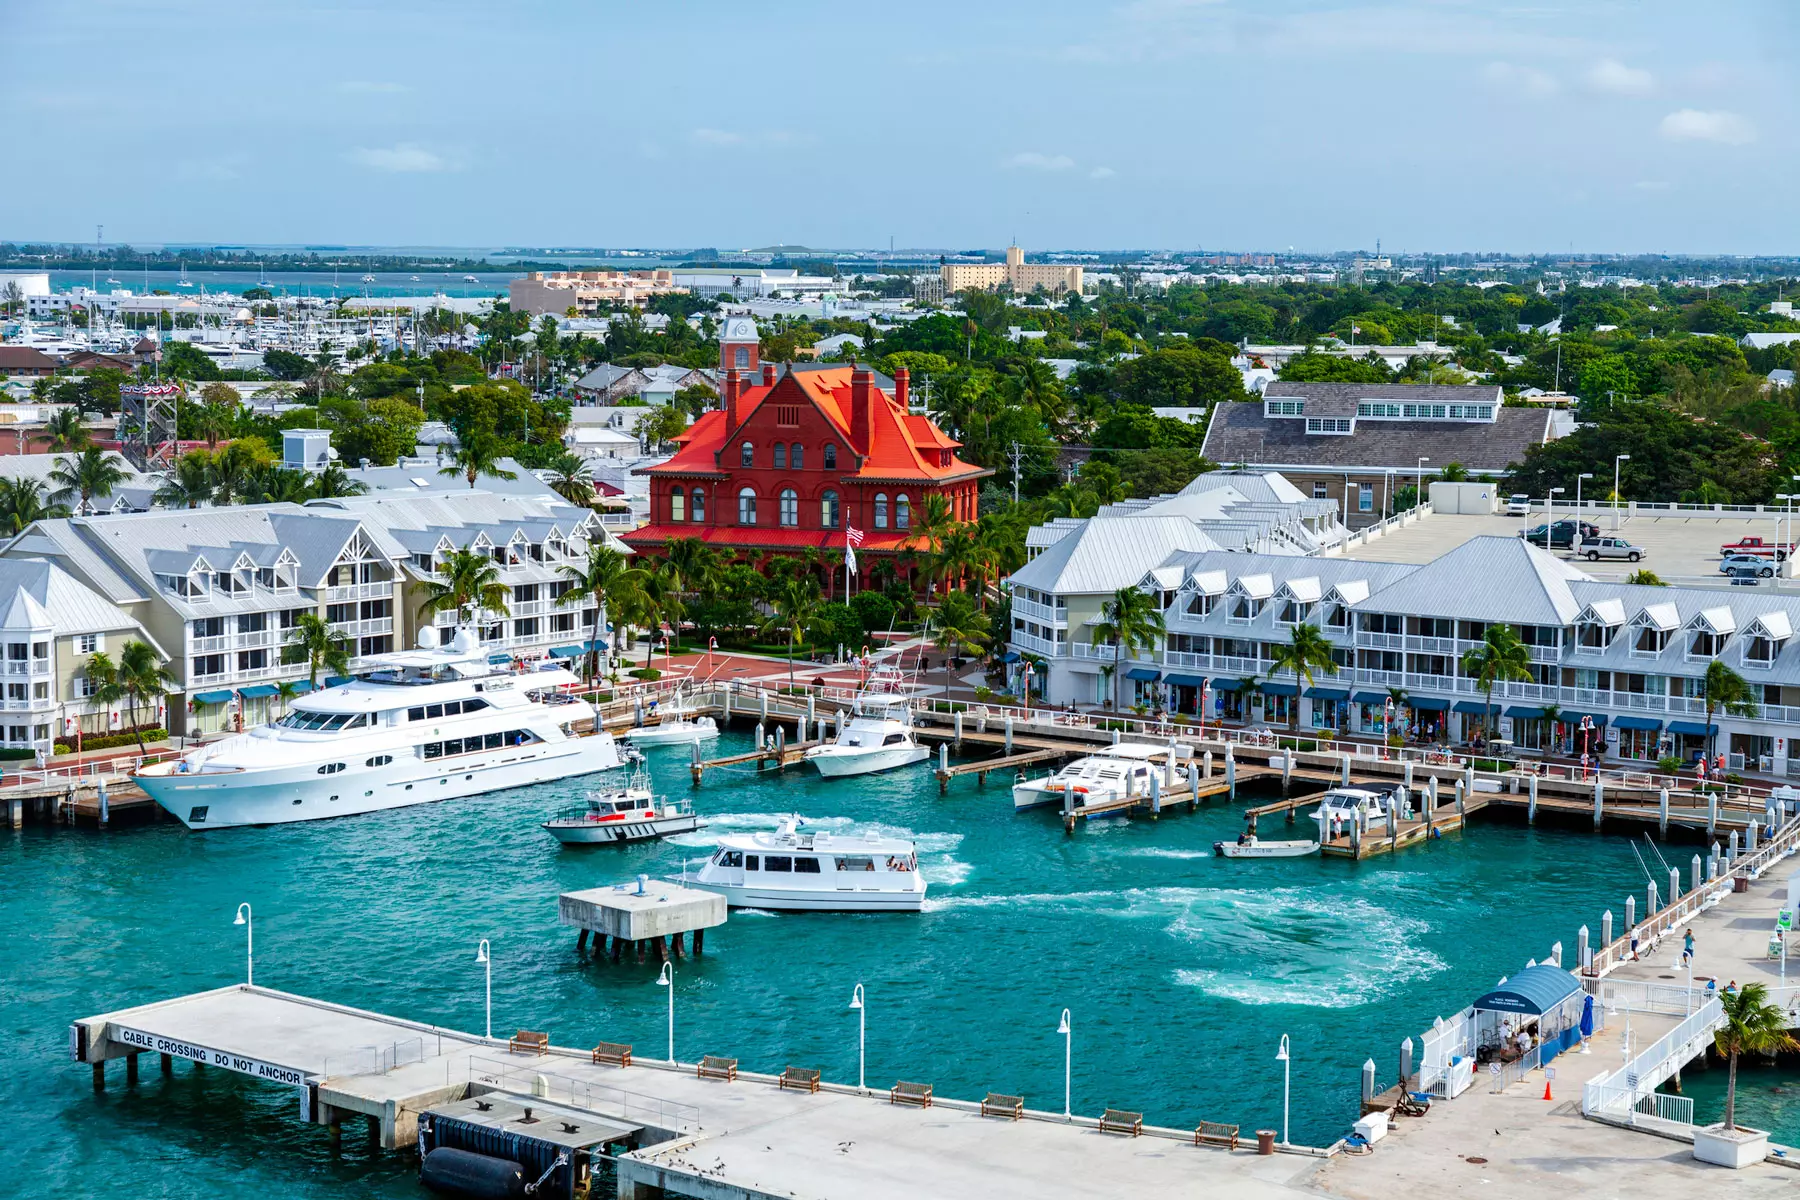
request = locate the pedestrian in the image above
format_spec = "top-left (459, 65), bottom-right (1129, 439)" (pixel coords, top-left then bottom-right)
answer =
top-left (1724, 979), bottom-right (1739, 998)
top-left (1580, 752), bottom-right (1590, 779)
top-left (1682, 928), bottom-right (1694, 964)
top-left (1629, 927), bottom-right (1641, 961)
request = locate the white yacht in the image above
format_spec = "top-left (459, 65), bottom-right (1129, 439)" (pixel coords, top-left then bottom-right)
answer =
top-left (676, 816), bottom-right (925, 912)
top-left (135, 629), bottom-right (624, 830)
top-left (803, 693), bottom-right (929, 777)
top-left (1011, 742), bottom-right (1179, 812)
top-left (623, 700), bottom-right (719, 748)
top-left (542, 770), bottom-right (701, 845)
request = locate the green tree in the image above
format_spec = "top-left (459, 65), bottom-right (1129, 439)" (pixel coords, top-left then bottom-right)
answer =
top-left (310, 462), bottom-right (367, 499)
top-left (418, 548), bottom-right (511, 626)
top-left (42, 406), bottom-right (89, 452)
top-left (1701, 659), bottom-right (1760, 760)
top-left (1459, 624), bottom-right (1532, 745)
top-left (556, 544), bottom-right (641, 684)
top-left (285, 613), bottom-right (350, 688)
top-left (637, 404), bottom-right (692, 452)
top-left (1277, 351), bottom-right (1392, 383)
top-left (1110, 344), bottom-right (1246, 408)
top-left (1713, 982), bottom-right (1798, 1133)
top-left (48, 447), bottom-right (131, 513)
top-left (848, 590), bottom-right (896, 642)
top-left (543, 451), bottom-right (594, 505)
top-left (1624, 569), bottom-right (1666, 586)
top-left (1089, 586), bottom-right (1166, 712)
top-left (439, 439), bottom-right (518, 490)
top-left (763, 575), bottom-right (824, 688)
top-left (117, 640), bottom-right (176, 751)
top-left (153, 451), bottom-right (216, 509)
top-left (927, 591), bottom-right (989, 662)
top-left (1265, 623), bottom-right (1339, 733)
top-left (0, 477), bottom-right (70, 533)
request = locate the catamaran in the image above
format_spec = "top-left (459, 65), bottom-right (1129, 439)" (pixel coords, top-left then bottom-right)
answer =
top-left (134, 628), bottom-right (624, 829)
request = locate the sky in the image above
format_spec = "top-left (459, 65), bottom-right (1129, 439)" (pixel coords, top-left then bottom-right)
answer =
top-left (2, 0), bottom-right (1796, 254)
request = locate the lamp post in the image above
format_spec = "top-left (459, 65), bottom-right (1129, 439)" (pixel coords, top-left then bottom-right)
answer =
top-left (1613, 454), bottom-right (1631, 531)
top-left (233, 903), bottom-right (253, 986)
top-left (1057, 1009), bottom-right (1072, 1120)
top-left (848, 984), bottom-right (866, 1092)
top-left (1276, 1034), bottom-right (1291, 1146)
top-left (656, 961), bottom-right (674, 1064)
top-left (1547, 488), bottom-right (1564, 551)
top-left (1575, 472), bottom-right (1594, 531)
top-left (475, 939), bottom-right (491, 1039)
top-left (1415, 457), bottom-right (1429, 510)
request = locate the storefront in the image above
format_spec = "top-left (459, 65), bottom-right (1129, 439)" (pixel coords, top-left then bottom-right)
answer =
top-left (1563, 713), bottom-right (1609, 760)
top-left (1353, 690), bottom-right (1395, 737)
top-left (1307, 686), bottom-right (1349, 733)
top-left (1666, 720), bottom-right (1717, 762)
top-left (1613, 715), bottom-right (1663, 762)
top-left (190, 689), bottom-right (235, 735)
top-left (1261, 682), bottom-right (1298, 727)
top-left (1505, 705), bottom-right (1548, 751)
top-left (1165, 673), bottom-right (1205, 718)
top-left (1409, 696), bottom-right (1449, 741)
top-left (1126, 667), bottom-right (1161, 709)
top-left (1453, 699), bottom-right (1493, 744)
top-left (1212, 678), bottom-right (1248, 723)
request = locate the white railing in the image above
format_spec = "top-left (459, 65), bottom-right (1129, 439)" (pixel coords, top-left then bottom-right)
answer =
top-left (319, 1037), bottom-right (427, 1079)
top-left (467, 1055), bottom-right (700, 1131)
top-left (1582, 998), bottom-right (1723, 1119)
top-left (1012, 596), bottom-right (1064, 624)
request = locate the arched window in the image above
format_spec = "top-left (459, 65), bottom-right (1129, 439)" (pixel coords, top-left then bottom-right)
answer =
top-left (823, 443), bottom-right (837, 470)
top-left (773, 443), bottom-right (787, 470)
top-left (740, 442), bottom-right (754, 468)
top-left (691, 487), bottom-right (706, 522)
top-left (821, 490), bottom-right (840, 529)
top-left (790, 443), bottom-right (804, 470)
top-left (896, 494), bottom-right (911, 530)
top-left (738, 487), bottom-right (757, 526)
top-left (874, 493), bottom-right (889, 529)
top-left (779, 488), bottom-right (799, 527)
top-left (670, 486), bottom-right (686, 523)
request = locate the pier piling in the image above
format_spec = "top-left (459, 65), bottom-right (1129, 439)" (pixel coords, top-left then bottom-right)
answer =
top-left (1281, 752), bottom-right (1292, 796)
top-left (1225, 747), bottom-right (1237, 800)
top-left (953, 712), bottom-right (963, 749)
top-left (1659, 787), bottom-right (1669, 837)
top-left (1202, 750), bottom-right (1213, 781)
top-left (1578, 926), bottom-right (1590, 973)
top-left (1593, 777), bottom-right (1604, 829)
top-left (160, 1052), bottom-right (171, 1075)
top-left (1004, 715), bottom-right (1014, 755)
top-left (1692, 854), bottom-right (1702, 892)
top-left (1602, 910), bottom-right (1613, 948)
top-left (126, 1052), bottom-right (138, 1084)
top-left (1625, 895), bottom-right (1636, 930)
top-left (1340, 753), bottom-right (1351, 787)
top-left (1668, 869), bottom-right (1680, 911)
top-left (1707, 793), bottom-right (1718, 837)
top-left (1528, 774), bottom-right (1538, 824)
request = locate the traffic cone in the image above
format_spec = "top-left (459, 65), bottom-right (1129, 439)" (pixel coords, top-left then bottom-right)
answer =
top-left (1542, 1078), bottom-right (1553, 1101)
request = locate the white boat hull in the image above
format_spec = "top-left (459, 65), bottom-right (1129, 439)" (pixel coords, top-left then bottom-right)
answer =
top-left (1012, 781), bottom-right (1128, 812)
top-left (805, 744), bottom-right (930, 777)
top-left (137, 735), bottom-right (624, 830)
top-left (673, 875), bottom-right (924, 912)
top-left (1212, 839), bottom-right (1319, 858)
top-left (624, 719), bottom-right (719, 747)
top-left (545, 813), bottom-right (703, 844)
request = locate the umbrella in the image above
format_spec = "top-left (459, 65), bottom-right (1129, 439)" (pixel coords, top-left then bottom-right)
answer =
top-left (1579, 993), bottom-right (1595, 1039)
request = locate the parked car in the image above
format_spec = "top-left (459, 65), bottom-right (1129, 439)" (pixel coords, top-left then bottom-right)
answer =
top-left (1580, 536), bottom-right (1644, 562)
top-left (1720, 554), bottom-right (1777, 578)
top-left (1505, 493), bottom-right (1532, 517)
top-left (1517, 519), bottom-right (1602, 549)
top-left (1728, 569), bottom-right (1764, 587)
top-left (1719, 536), bottom-right (1796, 561)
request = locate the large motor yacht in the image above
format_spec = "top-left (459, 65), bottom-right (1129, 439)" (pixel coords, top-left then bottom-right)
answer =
top-left (803, 692), bottom-right (929, 778)
top-left (134, 628), bottom-right (624, 829)
top-left (676, 816), bottom-right (926, 912)
top-left (1011, 741), bottom-right (1180, 812)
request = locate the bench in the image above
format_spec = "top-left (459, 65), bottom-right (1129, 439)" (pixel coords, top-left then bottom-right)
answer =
top-left (1194, 1121), bottom-right (1240, 1149)
top-left (1099, 1109), bottom-right (1143, 1137)
top-left (591, 1041), bottom-right (632, 1068)
top-left (890, 1081), bottom-right (933, 1108)
top-left (508, 1030), bottom-right (549, 1056)
top-left (778, 1067), bottom-right (821, 1094)
top-left (697, 1055), bottom-right (738, 1082)
top-left (981, 1092), bottom-right (1024, 1120)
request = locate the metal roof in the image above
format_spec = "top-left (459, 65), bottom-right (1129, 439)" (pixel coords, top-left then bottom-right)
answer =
top-left (1471, 964), bottom-right (1581, 1016)
top-left (1357, 536), bottom-right (1587, 626)
top-left (1010, 517), bottom-right (1223, 595)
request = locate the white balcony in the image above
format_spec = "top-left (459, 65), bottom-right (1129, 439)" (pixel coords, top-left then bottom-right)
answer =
top-left (1357, 668), bottom-right (1405, 688)
top-left (1012, 596), bottom-right (1065, 625)
top-left (1407, 635), bottom-right (1457, 655)
top-left (1358, 631), bottom-right (1405, 650)
top-left (323, 582), bottom-right (394, 603)
top-left (191, 635), bottom-right (230, 654)
top-left (3, 659), bottom-right (51, 676)
top-left (1162, 650), bottom-right (1207, 669)
top-left (331, 618), bottom-right (395, 640)
top-left (1010, 631), bottom-right (1061, 658)
top-left (511, 598), bottom-right (551, 617)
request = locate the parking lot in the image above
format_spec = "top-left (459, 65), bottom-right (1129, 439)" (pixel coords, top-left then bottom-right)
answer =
top-left (1339, 506), bottom-right (1800, 590)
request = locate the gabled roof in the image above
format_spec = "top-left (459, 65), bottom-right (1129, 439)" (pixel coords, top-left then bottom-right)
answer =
top-left (1009, 517), bottom-right (1222, 595)
top-left (1359, 536), bottom-right (1587, 626)
top-left (1634, 601), bottom-right (1680, 632)
top-left (1232, 573), bottom-right (1274, 600)
top-left (1749, 611), bottom-right (1793, 641)
top-left (1281, 576), bottom-right (1322, 604)
top-left (0, 557), bottom-right (165, 652)
top-left (1328, 579), bottom-right (1371, 606)
top-left (1579, 598), bottom-right (1626, 626)
top-left (1690, 606), bottom-right (1736, 635)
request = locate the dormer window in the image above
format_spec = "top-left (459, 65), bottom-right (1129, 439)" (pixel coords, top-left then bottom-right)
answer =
top-left (1326, 604), bottom-right (1349, 629)
top-left (1265, 399), bottom-right (1304, 417)
top-left (1633, 627), bottom-right (1669, 654)
top-left (1575, 620), bottom-right (1614, 650)
top-left (1230, 596), bottom-right (1263, 621)
top-left (1279, 600), bottom-right (1314, 624)
top-left (1688, 630), bottom-right (1725, 658)
top-left (1185, 593), bottom-right (1216, 617)
top-left (1745, 635), bottom-right (1781, 665)
top-left (1305, 417), bottom-right (1353, 435)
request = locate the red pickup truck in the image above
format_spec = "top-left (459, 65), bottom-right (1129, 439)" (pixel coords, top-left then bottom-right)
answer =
top-left (1720, 537), bottom-right (1797, 560)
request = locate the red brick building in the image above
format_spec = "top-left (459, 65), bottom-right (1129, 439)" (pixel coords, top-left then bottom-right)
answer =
top-left (625, 349), bottom-right (990, 574)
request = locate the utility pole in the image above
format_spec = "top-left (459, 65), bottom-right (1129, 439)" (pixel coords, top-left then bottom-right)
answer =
top-left (1008, 440), bottom-right (1024, 506)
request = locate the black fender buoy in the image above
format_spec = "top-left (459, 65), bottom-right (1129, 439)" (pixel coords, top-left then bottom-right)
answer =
top-left (421, 1146), bottom-right (526, 1199)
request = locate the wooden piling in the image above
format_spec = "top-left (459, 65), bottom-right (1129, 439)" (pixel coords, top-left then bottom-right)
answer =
top-left (126, 1052), bottom-right (139, 1084)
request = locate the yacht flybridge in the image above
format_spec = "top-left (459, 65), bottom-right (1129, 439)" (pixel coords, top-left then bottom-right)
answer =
top-left (134, 628), bottom-right (624, 829)
top-left (803, 693), bottom-right (928, 777)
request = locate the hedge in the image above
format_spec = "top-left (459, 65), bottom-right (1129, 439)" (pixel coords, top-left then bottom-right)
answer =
top-left (628, 668), bottom-right (662, 681)
top-left (53, 728), bottom-right (168, 755)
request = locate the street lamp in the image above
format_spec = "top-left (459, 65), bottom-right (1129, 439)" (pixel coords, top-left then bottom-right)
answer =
top-left (233, 903), bottom-right (253, 986)
top-left (1546, 488), bottom-right (1564, 550)
top-left (475, 939), bottom-right (491, 1040)
top-left (1275, 1034), bottom-right (1291, 1146)
top-left (1575, 472), bottom-right (1594, 521)
top-left (1415, 457), bottom-right (1429, 510)
top-left (848, 984), bottom-right (866, 1092)
top-left (1613, 454), bottom-right (1631, 531)
top-left (656, 961), bottom-right (674, 1064)
top-left (1057, 1009), bottom-right (1072, 1120)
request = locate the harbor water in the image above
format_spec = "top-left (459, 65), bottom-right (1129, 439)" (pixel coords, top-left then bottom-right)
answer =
top-left (2, 729), bottom-right (1649, 1197)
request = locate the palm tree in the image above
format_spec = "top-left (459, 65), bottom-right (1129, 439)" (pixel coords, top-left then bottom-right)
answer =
top-left (1439, 461), bottom-right (1470, 482)
top-left (1701, 659), bottom-right (1760, 761)
top-left (1386, 685), bottom-right (1410, 740)
top-left (1089, 586), bottom-right (1166, 712)
top-left (273, 680), bottom-right (301, 717)
top-left (118, 640), bottom-right (176, 751)
top-left (154, 451), bottom-right (216, 509)
top-left (208, 440), bottom-right (266, 506)
top-left (1459, 624), bottom-right (1532, 747)
top-left (1624, 569), bottom-right (1667, 586)
top-left (48, 446), bottom-right (131, 514)
top-left (931, 526), bottom-right (983, 598)
top-left (912, 492), bottom-right (954, 558)
top-left (1714, 982), bottom-right (1798, 1134)
top-left (85, 650), bottom-right (125, 738)
top-left (439, 438), bottom-right (518, 489)
top-left (763, 575), bottom-right (823, 688)
top-left (0, 477), bottom-right (70, 534)
top-left (927, 592), bottom-right (989, 663)
top-left (543, 451), bottom-right (594, 506)
top-left (1540, 702), bottom-right (1563, 753)
top-left (42, 407), bottom-right (89, 452)
top-left (1265, 623), bottom-right (1339, 734)
top-left (418, 548), bottom-right (511, 628)
top-left (556, 543), bottom-right (641, 685)
top-left (310, 463), bottom-right (367, 499)
top-left (244, 466), bottom-right (314, 504)
top-left (285, 613), bottom-right (351, 688)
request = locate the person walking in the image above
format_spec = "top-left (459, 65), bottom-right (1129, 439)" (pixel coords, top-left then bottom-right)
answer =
top-left (1682, 928), bottom-right (1695, 965)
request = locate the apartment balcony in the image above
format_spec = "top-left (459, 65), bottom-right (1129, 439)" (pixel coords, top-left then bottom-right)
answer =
top-left (191, 635), bottom-right (230, 654)
top-left (511, 598), bottom-right (551, 617)
top-left (1526, 645), bottom-right (1562, 664)
top-left (1162, 650), bottom-right (1207, 670)
top-left (1356, 668), bottom-right (1405, 688)
top-left (1358, 632), bottom-right (1405, 651)
top-left (1406, 635), bottom-right (1457, 656)
top-left (330, 618), bottom-right (395, 640)
top-left (1012, 597), bottom-right (1065, 625)
top-left (0, 697), bottom-right (55, 713)
top-left (235, 630), bottom-right (274, 649)
top-left (1212, 654), bottom-right (1264, 677)
top-left (323, 582), bottom-right (394, 603)
top-left (1010, 631), bottom-right (1062, 658)
top-left (3, 660), bottom-right (51, 676)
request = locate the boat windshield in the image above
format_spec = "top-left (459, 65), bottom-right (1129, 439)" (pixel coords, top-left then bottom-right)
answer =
top-left (274, 710), bottom-right (374, 732)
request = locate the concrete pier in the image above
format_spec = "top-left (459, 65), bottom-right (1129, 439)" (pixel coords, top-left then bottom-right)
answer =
top-left (559, 881), bottom-right (726, 963)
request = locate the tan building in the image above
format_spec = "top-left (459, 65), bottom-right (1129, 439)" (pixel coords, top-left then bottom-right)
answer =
top-left (940, 245), bottom-right (1083, 297)
top-left (508, 270), bottom-right (689, 317)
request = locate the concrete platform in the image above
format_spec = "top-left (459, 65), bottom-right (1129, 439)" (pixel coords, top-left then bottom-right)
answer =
top-left (559, 881), bottom-right (727, 943)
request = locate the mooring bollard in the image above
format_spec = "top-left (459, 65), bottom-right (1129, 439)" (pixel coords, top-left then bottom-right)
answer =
top-left (954, 711), bottom-right (963, 749)
top-left (1400, 1038), bottom-right (1414, 1088)
top-left (1625, 895), bottom-right (1636, 929)
top-left (1669, 869), bottom-right (1680, 910)
top-left (1647, 882), bottom-right (1658, 916)
top-left (1601, 910), bottom-right (1613, 952)
top-left (1578, 925), bottom-right (1591, 973)
top-left (1187, 762), bottom-right (1199, 800)
top-left (1528, 773), bottom-right (1539, 824)
top-left (1341, 753), bottom-right (1351, 787)
top-left (1748, 820), bottom-right (1760, 853)
top-left (1659, 787), bottom-right (1669, 838)
top-left (1454, 778), bottom-right (1465, 819)
top-left (1404, 760), bottom-right (1415, 790)
top-left (939, 744), bottom-right (949, 776)
top-left (1361, 1059), bottom-right (1377, 1107)
top-left (1202, 750), bottom-right (1214, 780)
top-left (1707, 792), bottom-right (1718, 837)
top-left (1691, 854), bottom-right (1703, 893)
top-left (1149, 772), bottom-right (1161, 815)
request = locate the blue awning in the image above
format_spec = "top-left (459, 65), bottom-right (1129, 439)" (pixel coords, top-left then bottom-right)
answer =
top-left (1259, 681), bottom-right (1298, 697)
top-left (289, 679), bottom-right (315, 694)
top-left (237, 684), bottom-right (278, 698)
top-left (1453, 700), bottom-right (1489, 715)
top-left (1472, 963), bottom-right (1582, 1016)
top-left (1164, 673), bottom-right (1205, 688)
top-left (324, 675), bottom-right (352, 688)
top-left (1410, 696), bottom-right (1449, 711)
top-left (1126, 667), bottom-right (1160, 682)
top-left (999, 651), bottom-right (1021, 664)
top-left (1212, 678), bottom-right (1243, 692)
top-left (192, 690), bottom-right (233, 705)
top-left (1352, 690), bottom-right (1391, 704)
top-left (1668, 720), bottom-right (1718, 737)
top-left (1613, 715), bottom-right (1663, 732)
top-left (548, 645), bottom-right (585, 658)
top-left (1306, 686), bottom-right (1349, 700)
top-left (1505, 705), bottom-right (1545, 719)
top-left (1561, 712), bottom-right (1608, 727)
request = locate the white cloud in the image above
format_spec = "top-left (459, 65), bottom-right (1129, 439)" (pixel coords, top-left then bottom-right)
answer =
top-left (1482, 61), bottom-right (1558, 99)
top-left (350, 142), bottom-right (450, 172)
top-left (1586, 58), bottom-right (1653, 95)
top-left (1002, 151), bottom-right (1075, 171)
top-left (1088, 165), bottom-right (1116, 179)
top-left (1659, 108), bottom-right (1755, 145)
top-left (691, 128), bottom-right (746, 147)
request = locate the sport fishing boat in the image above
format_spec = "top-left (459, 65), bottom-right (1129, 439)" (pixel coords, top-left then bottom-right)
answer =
top-left (674, 816), bottom-right (925, 912)
top-left (1011, 742), bottom-right (1179, 812)
top-left (622, 700), bottom-right (719, 747)
top-left (542, 770), bottom-right (702, 845)
top-left (1213, 835), bottom-right (1320, 859)
top-left (1310, 784), bottom-right (1402, 827)
top-left (803, 692), bottom-right (928, 777)
top-left (134, 628), bottom-right (624, 829)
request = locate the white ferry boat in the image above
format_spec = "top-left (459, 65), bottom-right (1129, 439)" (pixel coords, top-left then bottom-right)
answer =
top-left (675, 816), bottom-right (925, 912)
top-left (542, 771), bottom-right (701, 845)
top-left (803, 693), bottom-right (929, 777)
top-left (1011, 742), bottom-right (1179, 812)
top-left (135, 628), bottom-right (624, 829)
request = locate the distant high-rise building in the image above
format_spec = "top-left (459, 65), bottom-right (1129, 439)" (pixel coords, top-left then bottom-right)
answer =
top-left (940, 245), bottom-right (1082, 296)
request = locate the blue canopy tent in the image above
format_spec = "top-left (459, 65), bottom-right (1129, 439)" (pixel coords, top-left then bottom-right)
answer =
top-left (1470, 963), bottom-right (1588, 1066)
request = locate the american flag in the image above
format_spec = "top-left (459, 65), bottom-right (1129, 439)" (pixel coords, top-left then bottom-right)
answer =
top-left (845, 525), bottom-right (864, 575)
top-left (846, 525), bottom-right (865, 546)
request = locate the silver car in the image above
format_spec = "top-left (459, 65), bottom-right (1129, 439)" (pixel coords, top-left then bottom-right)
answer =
top-left (1580, 536), bottom-right (1644, 563)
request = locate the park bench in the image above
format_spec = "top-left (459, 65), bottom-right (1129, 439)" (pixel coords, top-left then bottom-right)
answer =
top-left (778, 1067), bottom-right (821, 1093)
top-left (980, 1092), bottom-right (1024, 1120)
top-left (1099, 1109), bottom-right (1143, 1137)
top-left (590, 1041), bottom-right (632, 1068)
top-left (697, 1055), bottom-right (738, 1082)
top-left (1194, 1121), bottom-right (1240, 1149)
top-left (890, 1080), bottom-right (933, 1108)
top-left (508, 1031), bottom-right (549, 1056)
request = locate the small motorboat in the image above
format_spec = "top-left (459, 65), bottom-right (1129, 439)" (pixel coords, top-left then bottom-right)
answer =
top-left (543, 772), bottom-right (702, 845)
top-left (1213, 836), bottom-right (1319, 859)
top-left (623, 704), bottom-right (720, 747)
top-left (804, 693), bottom-right (928, 777)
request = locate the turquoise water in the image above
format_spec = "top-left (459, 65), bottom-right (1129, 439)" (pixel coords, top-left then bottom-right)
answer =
top-left (2, 728), bottom-right (1649, 1198)
top-left (1673, 1061), bottom-right (1800, 1146)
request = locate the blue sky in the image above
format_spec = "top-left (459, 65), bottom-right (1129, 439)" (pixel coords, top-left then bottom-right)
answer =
top-left (2, 1), bottom-right (1794, 253)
